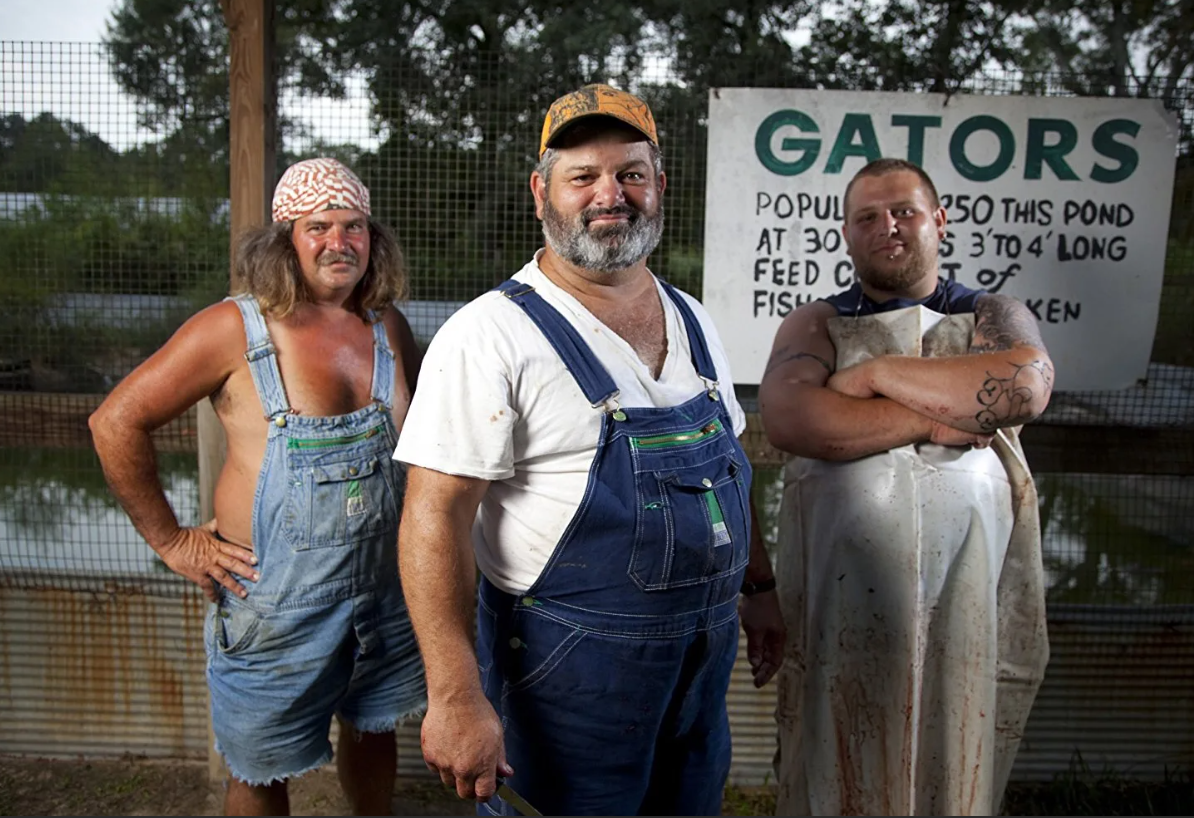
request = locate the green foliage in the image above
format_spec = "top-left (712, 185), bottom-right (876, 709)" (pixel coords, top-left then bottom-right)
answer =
top-left (0, 194), bottom-right (228, 297)
top-left (90, 0), bottom-right (1194, 298)
top-left (0, 113), bottom-right (230, 390)
top-left (1020, 0), bottom-right (1194, 150)
top-left (0, 111), bottom-right (228, 197)
top-left (721, 784), bottom-right (777, 816)
top-left (0, 113), bottom-right (121, 193)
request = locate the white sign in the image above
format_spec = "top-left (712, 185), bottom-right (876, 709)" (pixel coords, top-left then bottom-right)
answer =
top-left (701, 88), bottom-right (1179, 391)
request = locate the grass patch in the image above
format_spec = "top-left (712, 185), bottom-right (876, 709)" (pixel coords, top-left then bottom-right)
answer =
top-left (1002, 766), bottom-right (1194, 816)
top-left (722, 784), bottom-right (776, 815)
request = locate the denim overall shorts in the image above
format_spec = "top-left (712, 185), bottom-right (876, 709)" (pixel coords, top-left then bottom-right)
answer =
top-left (477, 280), bottom-right (752, 815)
top-left (204, 293), bottom-right (426, 785)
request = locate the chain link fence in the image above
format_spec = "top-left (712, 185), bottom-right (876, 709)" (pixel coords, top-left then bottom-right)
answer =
top-left (1, 40), bottom-right (1191, 780)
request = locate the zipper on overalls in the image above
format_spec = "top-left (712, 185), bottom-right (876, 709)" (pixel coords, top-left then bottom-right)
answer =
top-left (631, 418), bottom-right (724, 449)
top-left (286, 425), bottom-right (383, 449)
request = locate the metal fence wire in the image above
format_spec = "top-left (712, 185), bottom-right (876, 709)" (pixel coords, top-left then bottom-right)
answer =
top-left (0, 40), bottom-right (1191, 780)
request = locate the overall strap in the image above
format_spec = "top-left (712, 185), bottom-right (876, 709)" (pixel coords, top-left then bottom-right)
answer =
top-left (367, 311), bottom-right (396, 409)
top-left (659, 282), bottom-right (719, 384)
top-left (227, 294), bottom-right (292, 419)
top-left (494, 279), bottom-right (619, 408)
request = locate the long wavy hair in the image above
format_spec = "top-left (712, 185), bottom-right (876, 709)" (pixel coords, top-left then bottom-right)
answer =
top-left (232, 216), bottom-right (408, 321)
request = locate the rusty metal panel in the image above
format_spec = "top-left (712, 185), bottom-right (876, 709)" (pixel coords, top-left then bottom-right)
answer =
top-left (0, 579), bottom-right (209, 759)
top-left (1010, 604), bottom-right (1194, 781)
top-left (393, 625), bottom-right (780, 786)
top-left (4, 579), bottom-right (1188, 788)
top-left (355, 606), bottom-right (1194, 786)
top-left (394, 722), bottom-right (433, 781)
top-left (722, 605), bottom-right (1194, 787)
top-left (727, 626), bottom-right (780, 786)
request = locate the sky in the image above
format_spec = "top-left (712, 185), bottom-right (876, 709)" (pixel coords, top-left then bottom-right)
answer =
top-left (3, 0), bottom-right (375, 151)
top-left (8, 0), bottom-right (112, 42)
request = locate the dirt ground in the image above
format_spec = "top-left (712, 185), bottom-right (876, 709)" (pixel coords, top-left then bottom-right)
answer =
top-left (0, 754), bottom-right (781, 816)
top-left (0, 755), bottom-right (474, 817)
top-left (3, 753), bottom-right (1190, 816)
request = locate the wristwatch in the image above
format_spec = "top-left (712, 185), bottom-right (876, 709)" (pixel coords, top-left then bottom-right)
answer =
top-left (740, 576), bottom-right (777, 596)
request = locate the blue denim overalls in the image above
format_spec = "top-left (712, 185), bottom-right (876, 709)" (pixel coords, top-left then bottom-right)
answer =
top-left (478, 279), bottom-right (752, 815)
top-left (204, 293), bottom-right (426, 786)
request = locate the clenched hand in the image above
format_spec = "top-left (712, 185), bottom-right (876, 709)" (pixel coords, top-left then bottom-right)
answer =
top-left (421, 690), bottom-right (514, 801)
top-left (929, 419), bottom-right (994, 449)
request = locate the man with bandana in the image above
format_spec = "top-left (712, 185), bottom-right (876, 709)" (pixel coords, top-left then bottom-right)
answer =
top-left (395, 84), bottom-right (787, 815)
top-left (90, 158), bottom-right (426, 815)
top-left (760, 158), bottom-right (1053, 816)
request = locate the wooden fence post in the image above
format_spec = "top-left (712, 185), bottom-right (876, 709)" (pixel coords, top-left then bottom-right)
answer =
top-left (207, 0), bottom-right (275, 785)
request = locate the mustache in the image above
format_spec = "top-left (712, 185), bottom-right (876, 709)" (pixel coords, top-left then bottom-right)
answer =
top-left (582, 204), bottom-right (638, 227)
top-left (317, 250), bottom-right (359, 265)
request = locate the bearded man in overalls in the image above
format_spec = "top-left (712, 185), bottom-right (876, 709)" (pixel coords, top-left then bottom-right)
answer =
top-left (91, 158), bottom-right (427, 815)
top-left (759, 158), bottom-right (1053, 816)
top-left (396, 84), bottom-right (787, 816)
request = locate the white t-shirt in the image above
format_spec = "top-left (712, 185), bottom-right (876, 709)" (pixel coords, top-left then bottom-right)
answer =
top-left (394, 256), bottom-right (747, 593)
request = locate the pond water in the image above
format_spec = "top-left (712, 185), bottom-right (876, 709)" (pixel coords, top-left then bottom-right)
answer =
top-left (0, 446), bottom-right (197, 579)
top-left (748, 466), bottom-right (1193, 606)
top-left (1, 447), bottom-right (1190, 604)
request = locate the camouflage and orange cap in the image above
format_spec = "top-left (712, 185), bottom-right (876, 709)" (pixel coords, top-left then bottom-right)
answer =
top-left (271, 157), bottom-right (371, 223)
top-left (539, 84), bottom-right (658, 158)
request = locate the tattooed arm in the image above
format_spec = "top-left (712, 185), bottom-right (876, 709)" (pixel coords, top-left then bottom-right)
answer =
top-left (759, 300), bottom-right (972, 460)
top-left (826, 294), bottom-right (1054, 434)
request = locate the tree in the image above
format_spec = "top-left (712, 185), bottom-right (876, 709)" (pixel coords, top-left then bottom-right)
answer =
top-left (97, 0), bottom-right (1194, 295)
top-left (0, 113), bottom-right (122, 193)
top-left (104, 0), bottom-right (349, 182)
top-left (795, 0), bottom-right (1034, 93)
top-left (649, 0), bottom-right (813, 90)
top-left (1021, 0), bottom-right (1194, 100)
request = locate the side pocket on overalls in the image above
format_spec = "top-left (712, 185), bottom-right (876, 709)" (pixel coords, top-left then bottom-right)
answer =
top-left (213, 593), bottom-right (262, 656)
top-left (501, 611), bottom-right (587, 698)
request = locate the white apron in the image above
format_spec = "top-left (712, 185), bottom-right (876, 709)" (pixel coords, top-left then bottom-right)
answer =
top-left (774, 305), bottom-right (1049, 816)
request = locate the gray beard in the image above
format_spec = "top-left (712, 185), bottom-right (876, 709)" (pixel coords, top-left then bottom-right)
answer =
top-left (542, 200), bottom-right (664, 274)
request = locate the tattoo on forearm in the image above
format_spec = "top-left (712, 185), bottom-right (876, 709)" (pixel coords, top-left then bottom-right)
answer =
top-left (970, 294), bottom-right (1048, 354)
top-left (974, 359), bottom-right (1055, 431)
top-left (764, 346), bottom-right (834, 377)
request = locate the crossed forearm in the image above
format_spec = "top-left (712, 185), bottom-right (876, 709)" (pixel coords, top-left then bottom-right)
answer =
top-left (761, 381), bottom-right (934, 461)
top-left (862, 351), bottom-right (1054, 433)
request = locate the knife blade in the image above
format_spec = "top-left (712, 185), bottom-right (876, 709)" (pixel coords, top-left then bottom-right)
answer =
top-left (495, 776), bottom-right (542, 816)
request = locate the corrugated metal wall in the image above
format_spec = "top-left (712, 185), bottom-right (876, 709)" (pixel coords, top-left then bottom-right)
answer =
top-left (5, 576), bottom-right (1190, 785)
top-left (0, 577), bottom-right (778, 784)
top-left (0, 572), bottom-right (209, 760)
top-left (1013, 604), bottom-right (1194, 781)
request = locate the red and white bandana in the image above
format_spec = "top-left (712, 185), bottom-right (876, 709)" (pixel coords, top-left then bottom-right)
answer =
top-left (271, 157), bottom-right (371, 223)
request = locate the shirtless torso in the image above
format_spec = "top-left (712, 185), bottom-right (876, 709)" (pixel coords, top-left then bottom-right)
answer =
top-left (90, 206), bottom-right (421, 602)
top-left (208, 300), bottom-right (417, 548)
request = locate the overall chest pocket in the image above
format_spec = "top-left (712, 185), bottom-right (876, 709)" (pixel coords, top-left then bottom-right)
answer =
top-left (628, 426), bottom-right (751, 591)
top-left (283, 454), bottom-right (398, 550)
